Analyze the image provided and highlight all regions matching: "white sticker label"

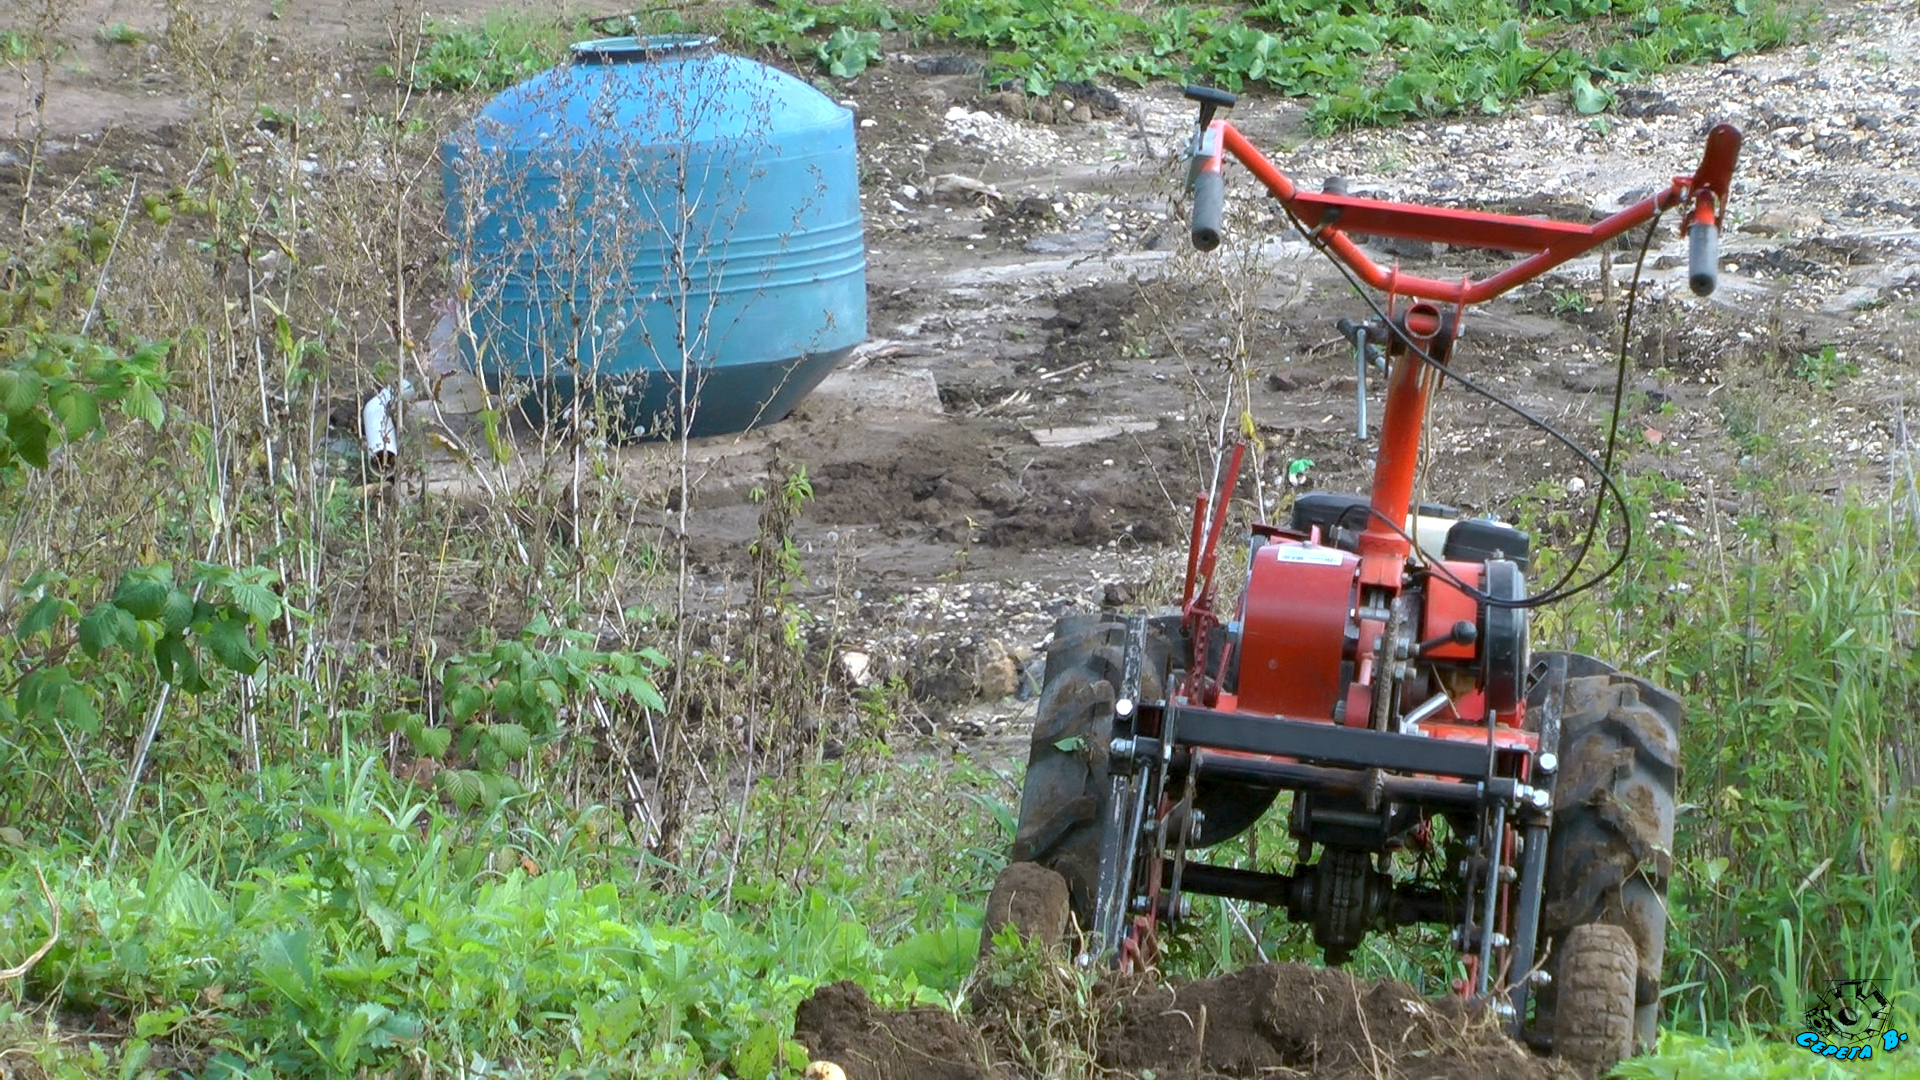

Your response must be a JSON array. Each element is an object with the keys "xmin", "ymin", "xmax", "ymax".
[{"xmin": 1272, "ymin": 545, "xmax": 1345, "ymax": 567}]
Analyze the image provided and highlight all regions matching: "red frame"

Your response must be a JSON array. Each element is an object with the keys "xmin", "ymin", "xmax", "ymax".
[
  {"xmin": 1149, "ymin": 114, "xmax": 1738, "ymax": 988},
  {"xmin": 1195, "ymin": 121, "xmax": 1741, "ymax": 305},
  {"xmin": 1184, "ymin": 120, "xmax": 1741, "ymax": 607}
]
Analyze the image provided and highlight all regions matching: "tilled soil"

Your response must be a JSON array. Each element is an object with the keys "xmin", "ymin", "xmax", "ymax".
[{"xmin": 794, "ymin": 963, "xmax": 1579, "ymax": 1080}]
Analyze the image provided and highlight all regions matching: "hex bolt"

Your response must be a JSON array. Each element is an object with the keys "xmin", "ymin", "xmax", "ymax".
[
  {"xmin": 1115, "ymin": 697, "xmax": 1136, "ymax": 718},
  {"xmin": 1537, "ymin": 751, "xmax": 1558, "ymax": 774},
  {"xmin": 1529, "ymin": 969, "xmax": 1553, "ymax": 987},
  {"xmin": 1111, "ymin": 737, "xmax": 1135, "ymax": 758}
]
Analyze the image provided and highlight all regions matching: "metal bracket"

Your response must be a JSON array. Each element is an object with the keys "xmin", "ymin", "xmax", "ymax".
[{"xmin": 1092, "ymin": 616, "xmax": 1151, "ymax": 963}]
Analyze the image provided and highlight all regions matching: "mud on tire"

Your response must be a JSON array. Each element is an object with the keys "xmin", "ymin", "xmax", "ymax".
[
  {"xmin": 1537, "ymin": 660, "xmax": 1681, "ymax": 1057},
  {"xmin": 1007, "ymin": 614, "xmax": 1170, "ymax": 930},
  {"xmin": 1552, "ymin": 922, "xmax": 1640, "ymax": 1076},
  {"xmin": 1006, "ymin": 613, "xmax": 1270, "ymax": 935}
]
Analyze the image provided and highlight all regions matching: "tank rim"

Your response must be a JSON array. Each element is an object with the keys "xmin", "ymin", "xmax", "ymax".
[{"xmin": 569, "ymin": 34, "xmax": 717, "ymax": 64}]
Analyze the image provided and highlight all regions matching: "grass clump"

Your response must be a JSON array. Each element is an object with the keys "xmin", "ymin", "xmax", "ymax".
[
  {"xmin": 403, "ymin": 12, "xmax": 596, "ymax": 91},
  {"xmin": 0, "ymin": 750, "xmax": 1007, "ymax": 1077},
  {"xmin": 1523, "ymin": 391, "xmax": 1919, "ymax": 1042}
]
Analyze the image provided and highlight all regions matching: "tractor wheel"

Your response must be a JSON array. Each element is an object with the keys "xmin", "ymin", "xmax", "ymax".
[
  {"xmin": 1003, "ymin": 614, "xmax": 1274, "ymax": 938},
  {"xmin": 1538, "ymin": 661, "xmax": 1681, "ymax": 1058},
  {"xmin": 1005, "ymin": 613, "xmax": 1172, "ymax": 934},
  {"xmin": 1552, "ymin": 922, "xmax": 1640, "ymax": 1077}
]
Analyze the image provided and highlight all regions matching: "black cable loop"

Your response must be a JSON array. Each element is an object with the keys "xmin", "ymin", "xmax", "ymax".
[{"xmin": 1275, "ymin": 202, "xmax": 1665, "ymax": 609}]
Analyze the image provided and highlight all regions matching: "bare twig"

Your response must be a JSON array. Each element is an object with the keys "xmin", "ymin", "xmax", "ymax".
[
  {"xmin": 1349, "ymin": 973, "xmax": 1386, "ymax": 1080},
  {"xmin": 0, "ymin": 865, "xmax": 59, "ymax": 982},
  {"xmin": 78, "ymin": 177, "xmax": 141, "ymax": 336}
]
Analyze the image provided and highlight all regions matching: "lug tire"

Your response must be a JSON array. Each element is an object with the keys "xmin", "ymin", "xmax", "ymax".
[
  {"xmin": 1553, "ymin": 922, "xmax": 1640, "ymax": 1076},
  {"xmin": 1538, "ymin": 663, "xmax": 1681, "ymax": 1057},
  {"xmin": 1008, "ymin": 614, "xmax": 1169, "ymax": 930},
  {"xmin": 1007, "ymin": 614, "xmax": 1270, "ymax": 934}
]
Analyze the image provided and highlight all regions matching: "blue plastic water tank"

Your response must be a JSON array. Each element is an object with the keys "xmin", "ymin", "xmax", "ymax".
[{"xmin": 443, "ymin": 35, "xmax": 866, "ymax": 438}]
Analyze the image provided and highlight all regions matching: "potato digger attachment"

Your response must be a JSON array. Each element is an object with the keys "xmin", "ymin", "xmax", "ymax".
[{"xmin": 988, "ymin": 87, "xmax": 1739, "ymax": 1076}]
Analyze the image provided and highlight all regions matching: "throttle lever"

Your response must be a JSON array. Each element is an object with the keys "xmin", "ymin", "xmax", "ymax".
[
  {"xmin": 1337, "ymin": 318, "xmax": 1386, "ymax": 439},
  {"xmin": 1415, "ymin": 621, "xmax": 1478, "ymax": 658}
]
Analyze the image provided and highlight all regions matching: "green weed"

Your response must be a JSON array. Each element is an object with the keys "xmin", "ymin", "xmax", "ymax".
[
  {"xmin": 902, "ymin": 0, "xmax": 1801, "ymax": 129},
  {"xmin": 0, "ymin": 28, "xmax": 37, "ymax": 60},
  {"xmin": 1793, "ymin": 344, "xmax": 1857, "ymax": 390},
  {"xmin": 404, "ymin": 13, "xmax": 591, "ymax": 91},
  {"xmin": 0, "ymin": 747, "xmax": 1000, "ymax": 1077},
  {"xmin": 95, "ymin": 22, "xmax": 147, "ymax": 45},
  {"xmin": 1553, "ymin": 288, "xmax": 1592, "ymax": 316}
]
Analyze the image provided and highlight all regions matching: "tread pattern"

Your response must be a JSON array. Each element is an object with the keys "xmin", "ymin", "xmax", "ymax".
[
  {"xmin": 1540, "ymin": 666, "xmax": 1682, "ymax": 1056},
  {"xmin": 1009, "ymin": 615, "xmax": 1158, "ymax": 925},
  {"xmin": 1009, "ymin": 614, "xmax": 1273, "ymax": 932},
  {"xmin": 1554, "ymin": 922, "xmax": 1639, "ymax": 1077}
]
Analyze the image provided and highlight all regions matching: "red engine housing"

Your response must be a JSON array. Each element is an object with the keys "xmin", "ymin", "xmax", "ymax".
[
  {"xmin": 1235, "ymin": 540, "xmax": 1355, "ymax": 720},
  {"xmin": 1235, "ymin": 539, "xmax": 1497, "ymax": 724}
]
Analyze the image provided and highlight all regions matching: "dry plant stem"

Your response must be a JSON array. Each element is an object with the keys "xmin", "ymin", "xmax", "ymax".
[
  {"xmin": 1349, "ymin": 973, "xmax": 1386, "ymax": 1080},
  {"xmin": 1228, "ymin": 899, "xmax": 1269, "ymax": 963},
  {"xmin": 14, "ymin": 0, "xmax": 64, "ymax": 230},
  {"xmin": 79, "ymin": 178, "xmax": 142, "ymax": 336},
  {"xmin": 0, "ymin": 865, "xmax": 58, "ymax": 981},
  {"xmin": 107, "ymin": 530, "xmax": 226, "ymax": 867},
  {"xmin": 1897, "ymin": 404, "xmax": 1920, "ymax": 526},
  {"xmin": 50, "ymin": 717, "xmax": 105, "ymax": 832},
  {"xmin": 1192, "ymin": 1002, "xmax": 1208, "ymax": 1076}
]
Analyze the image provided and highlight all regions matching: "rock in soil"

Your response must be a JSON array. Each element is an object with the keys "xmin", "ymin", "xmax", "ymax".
[
  {"xmin": 977, "ymin": 861, "xmax": 1069, "ymax": 957},
  {"xmin": 797, "ymin": 962, "xmax": 1583, "ymax": 1080}
]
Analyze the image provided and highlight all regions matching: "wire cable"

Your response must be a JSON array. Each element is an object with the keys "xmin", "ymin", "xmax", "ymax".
[{"xmin": 1276, "ymin": 201, "xmax": 1665, "ymax": 609}]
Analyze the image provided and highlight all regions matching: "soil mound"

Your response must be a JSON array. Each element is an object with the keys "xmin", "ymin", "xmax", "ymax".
[
  {"xmin": 794, "ymin": 981, "xmax": 986, "ymax": 1080},
  {"xmin": 794, "ymin": 964, "xmax": 1579, "ymax": 1080}
]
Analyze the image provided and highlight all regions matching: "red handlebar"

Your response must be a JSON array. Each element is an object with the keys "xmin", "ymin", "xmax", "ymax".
[{"xmin": 1199, "ymin": 121, "xmax": 1742, "ymax": 306}]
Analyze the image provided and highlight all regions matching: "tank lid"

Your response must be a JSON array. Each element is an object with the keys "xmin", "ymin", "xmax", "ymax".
[{"xmin": 569, "ymin": 34, "xmax": 716, "ymax": 64}]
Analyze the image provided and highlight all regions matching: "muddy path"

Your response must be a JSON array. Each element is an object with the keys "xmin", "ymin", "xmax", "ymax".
[{"xmin": 635, "ymin": 0, "xmax": 1920, "ymax": 711}]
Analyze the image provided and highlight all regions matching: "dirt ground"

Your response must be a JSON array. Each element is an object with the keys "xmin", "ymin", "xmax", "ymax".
[
  {"xmin": 7, "ymin": 0, "xmax": 1919, "ymax": 1073},
  {"xmin": 794, "ymin": 963, "xmax": 1579, "ymax": 1080},
  {"xmin": 14, "ymin": 1, "xmax": 1917, "ymax": 620}
]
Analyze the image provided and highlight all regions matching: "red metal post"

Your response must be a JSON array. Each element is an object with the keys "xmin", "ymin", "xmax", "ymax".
[{"xmin": 1356, "ymin": 303, "xmax": 1444, "ymax": 587}]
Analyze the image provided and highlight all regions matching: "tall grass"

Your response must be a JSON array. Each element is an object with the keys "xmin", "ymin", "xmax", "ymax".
[{"xmin": 1540, "ymin": 494, "xmax": 1920, "ymax": 1039}]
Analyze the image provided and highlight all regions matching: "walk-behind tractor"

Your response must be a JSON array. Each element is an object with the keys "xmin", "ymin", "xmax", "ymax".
[{"xmin": 991, "ymin": 88, "xmax": 1739, "ymax": 1073}]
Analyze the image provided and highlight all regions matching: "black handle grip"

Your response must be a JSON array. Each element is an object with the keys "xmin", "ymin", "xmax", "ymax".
[
  {"xmin": 1182, "ymin": 85, "xmax": 1238, "ymax": 109},
  {"xmin": 1688, "ymin": 221, "xmax": 1719, "ymax": 297},
  {"xmin": 1192, "ymin": 169, "xmax": 1224, "ymax": 252}
]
